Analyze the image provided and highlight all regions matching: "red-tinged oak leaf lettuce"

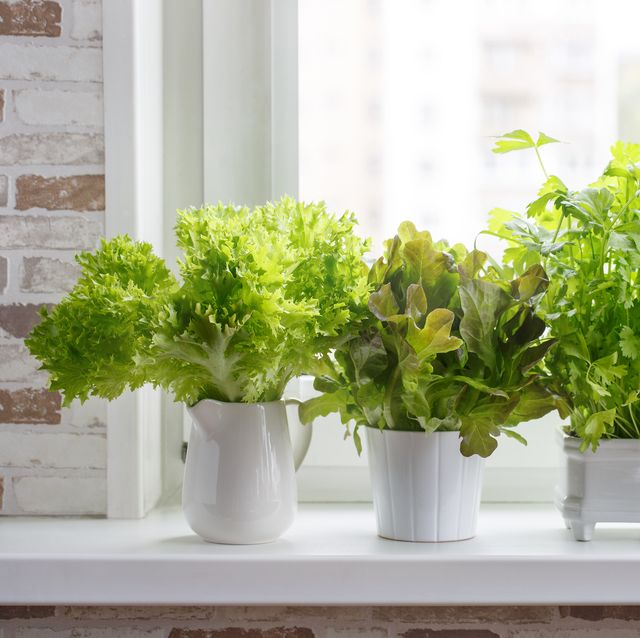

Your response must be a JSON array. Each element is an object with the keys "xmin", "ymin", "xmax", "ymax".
[{"xmin": 300, "ymin": 221, "xmax": 561, "ymax": 458}]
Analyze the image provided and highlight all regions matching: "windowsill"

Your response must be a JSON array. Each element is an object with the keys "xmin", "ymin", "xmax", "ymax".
[{"xmin": 2, "ymin": 503, "xmax": 640, "ymax": 605}]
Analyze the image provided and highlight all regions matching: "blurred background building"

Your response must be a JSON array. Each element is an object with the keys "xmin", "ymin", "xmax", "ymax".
[{"xmin": 299, "ymin": 0, "xmax": 640, "ymax": 253}]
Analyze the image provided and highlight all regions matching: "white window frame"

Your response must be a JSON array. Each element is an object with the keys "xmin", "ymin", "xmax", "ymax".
[{"xmin": 102, "ymin": 0, "xmax": 562, "ymax": 513}]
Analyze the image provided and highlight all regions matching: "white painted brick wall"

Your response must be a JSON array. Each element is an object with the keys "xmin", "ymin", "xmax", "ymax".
[
  {"xmin": 13, "ymin": 88, "xmax": 103, "ymax": 127},
  {"xmin": 0, "ymin": 0, "xmax": 107, "ymax": 516},
  {"xmin": 12, "ymin": 475, "xmax": 106, "ymax": 515},
  {"xmin": 0, "ymin": 431, "xmax": 106, "ymax": 469},
  {"xmin": 0, "ymin": 43, "xmax": 102, "ymax": 82},
  {"xmin": 0, "ymin": 342, "xmax": 46, "ymax": 383},
  {"xmin": 71, "ymin": 0, "xmax": 103, "ymax": 43},
  {"xmin": 0, "ymin": 215, "xmax": 102, "ymax": 249},
  {"xmin": 0, "ymin": 132, "xmax": 104, "ymax": 164},
  {"xmin": 20, "ymin": 255, "xmax": 81, "ymax": 292}
]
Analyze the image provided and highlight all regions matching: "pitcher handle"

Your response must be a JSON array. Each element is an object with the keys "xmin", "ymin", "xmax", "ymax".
[{"xmin": 284, "ymin": 398, "xmax": 312, "ymax": 471}]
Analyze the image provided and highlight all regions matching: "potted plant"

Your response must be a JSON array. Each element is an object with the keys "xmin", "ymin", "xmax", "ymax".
[
  {"xmin": 300, "ymin": 221, "xmax": 559, "ymax": 542},
  {"xmin": 491, "ymin": 130, "xmax": 640, "ymax": 540},
  {"xmin": 26, "ymin": 197, "xmax": 370, "ymax": 543}
]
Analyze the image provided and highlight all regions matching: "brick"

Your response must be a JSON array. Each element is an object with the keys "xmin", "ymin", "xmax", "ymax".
[
  {"xmin": 61, "ymin": 397, "xmax": 107, "ymax": 429},
  {"xmin": 16, "ymin": 175, "xmax": 105, "ymax": 211},
  {"xmin": 0, "ymin": 133, "xmax": 103, "ymax": 165},
  {"xmin": 559, "ymin": 606, "xmax": 640, "ymax": 621},
  {"xmin": 222, "ymin": 607, "xmax": 371, "ymax": 623},
  {"xmin": 169, "ymin": 630, "xmax": 315, "ymax": 638},
  {"xmin": 0, "ymin": 216, "xmax": 102, "ymax": 249},
  {"xmin": 0, "ymin": 1, "xmax": 61, "ymax": 37},
  {"xmin": 0, "ymin": 431, "xmax": 106, "ymax": 468},
  {"xmin": 0, "ymin": 174, "xmax": 7, "ymax": 206},
  {"xmin": 0, "ymin": 342, "xmax": 47, "ymax": 383},
  {"xmin": 326, "ymin": 631, "xmax": 386, "ymax": 638},
  {"xmin": 0, "ymin": 606, "xmax": 56, "ymax": 619},
  {"xmin": 0, "ymin": 388, "xmax": 61, "ymax": 424},
  {"xmin": 12, "ymin": 475, "xmax": 106, "ymax": 514},
  {"xmin": 374, "ymin": 607, "xmax": 556, "ymax": 625},
  {"xmin": 15, "ymin": 630, "xmax": 165, "ymax": 638},
  {"xmin": 400, "ymin": 632, "xmax": 499, "ymax": 638},
  {"xmin": 0, "ymin": 88, "xmax": 4, "ymax": 122},
  {"xmin": 60, "ymin": 606, "xmax": 219, "ymax": 620},
  {"xmin": 0, "ymin": 255, "xmax": 6, "ymax": 292},
  {"xmin": 0, "ymin": 43, "xmax": 101, "ymax": 82},
  {"xmin": 512, "ymin": 632, "xmax": 640, "ymax": 638},
  {"xmin": 0, "ymin": 303, "xmax": 53, "ymax": 338},
  {"xmin": 13, "ymin": 89, "xmax": 102, "ymax": 127},
  {"xmin": 20, "ymin": 256, "xmax": 81, "ymax": 292},
  {"xmin": 71, "ymin": 0, "xmax": 101, "ymax": 42}
]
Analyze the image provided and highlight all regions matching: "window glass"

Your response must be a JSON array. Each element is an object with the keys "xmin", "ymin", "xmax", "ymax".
[
  {"xmin": 297, "ymin": 0, "xmax": 640, "ymax": 496},
  {"xmin": 299, "ymin": 0, "xmax": 640, "ymax": 254}
]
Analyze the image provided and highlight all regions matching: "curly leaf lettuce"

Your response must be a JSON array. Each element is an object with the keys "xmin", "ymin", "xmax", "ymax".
[
  {"xmin": 26, "ymin": 236, "xmax": 177, "ymax": 407},
  {"xmin": 145, "ymin": 197, "xmax": 370, "ymax": 404}
]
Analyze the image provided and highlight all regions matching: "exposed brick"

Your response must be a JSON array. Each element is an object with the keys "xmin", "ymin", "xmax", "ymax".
[
  {"xmin": 0, "ymin": 133, "xmax": 103, "ymax": 165},
  {"xmin": 512, "ymin": 631, "xmax": 640, "ymax": 638},
  {"xmin": 0, "ymin": 174, "xmax": 7, "ymax": 206},
  {"xmin": 12, "ymin": 475, "xmax": 106, "ymax": 515},
  {"xmin": 20, "ymin": 256, "xmax": 81, "ymax": 293},
  {"xmin": 0, "ymin": 1, "xmax": 62, "ymax": 37},
  {"xmin": 13, "ymin": 89, "xmax": 103, "ymax": 127},
  {"xmin": 0, "ymin": 388, "xmax": 61, "ymax": 424},
  {"xmin": 559, "ymin": 606, "xmax": 640, "ymax": 621},
  {"xmin": 0, "ymin": 43, "xmax": 102, "ymax": 82},
  {"xmin": 400, "ymin": 632, "xmax": 499, "ymax": 638},
  {"xmin": 0, "ymin": 342, "xmax": 46, "ymax": 383},
  {"xmin": 16, "ymin": 175, "xmax": 105, "ymax": 211},
  {"xmin": 0, "ymin": 216, "xmax": 101, "ymax": 249},
  {"xmin": 0, "ymin": 255, "xmax": 6, "ymax": 292},
  {"xmin": 0, "ymin": 606, "xmax": 56, "ymax": 619},
  {"xmin": 169, "ymin": 629, "xmax": 315, "ymax": 638},
  {"xmin": 0, "ymin": 88, "xmax": 4, "ymax": 122},
  {"xmin": 0, "ymin": 303, "xmax": 52, "ymax": 338},
  {"xmin": 326, "ymin": 631, "xmax": 386, "ymax": 638},
  {"xmin": 374, "ymin": 607, "xmax": 556, "ymax": 625},
  {"xmin": 71, "ymin": 0, "xmax": 101, "ymax": 42},
  {"xmin": 14, "ymin": 629, "xmax": 165, "ymax": 638},
  {"xmin": 60, "ymin": 606, "xmax": 219, "ymax": 620}
]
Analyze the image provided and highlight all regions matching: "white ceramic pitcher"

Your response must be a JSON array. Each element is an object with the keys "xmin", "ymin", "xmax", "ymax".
[{"xmin": 183, "ymin": 398, "xmax": 312, "ymax": 544}]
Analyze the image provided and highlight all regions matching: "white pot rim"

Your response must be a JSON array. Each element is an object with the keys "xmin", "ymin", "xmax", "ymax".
[
  {"xmin": 188, "ymin": 397, "xmax": 286, "ymax": 409},
  {"xmin": 365, "ymin": 426, "xmax": 460, "ymax": 438}
]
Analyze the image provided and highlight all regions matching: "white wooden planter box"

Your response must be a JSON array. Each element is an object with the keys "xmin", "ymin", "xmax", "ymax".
[{"xmin": 555, "ymin": 433, "xmax": 640, "ymax": 541}]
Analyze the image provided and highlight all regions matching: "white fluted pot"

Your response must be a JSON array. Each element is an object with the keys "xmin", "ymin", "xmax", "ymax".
[{"xmin": 365, "ymin": 428, "xmax": 485, "ymax": 542}]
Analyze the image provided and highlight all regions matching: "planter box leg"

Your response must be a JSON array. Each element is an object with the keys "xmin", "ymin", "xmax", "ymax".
[{"xmin": 569, "ymin": 520, "xmax": 595, "ymax": 542}]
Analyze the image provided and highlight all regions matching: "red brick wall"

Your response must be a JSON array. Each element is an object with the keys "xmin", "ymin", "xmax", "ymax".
[
  {"xmin": 0, "ymin": 0, "xmax": 107, "ymax": 516},
  {"xmin": 2, "ymin": 606, "xmax": 640, "ymax": 637}
]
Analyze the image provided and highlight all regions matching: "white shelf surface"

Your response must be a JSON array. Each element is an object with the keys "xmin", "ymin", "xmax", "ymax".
[{"xmin": 2, "ymin": 503, "xmax": 640, "ymax": 605}]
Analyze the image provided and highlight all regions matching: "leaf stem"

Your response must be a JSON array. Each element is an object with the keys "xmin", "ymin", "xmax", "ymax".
[{"xmin": 534, "ymin": 146, "xmax": 549, "ymax": 180}]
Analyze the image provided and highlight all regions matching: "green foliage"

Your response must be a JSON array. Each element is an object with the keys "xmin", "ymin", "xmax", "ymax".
[
  {"xmin": 494, "ymin": 132, "xmax": 640, "ymax": 450},
  {"xmin": 25, "ymin": 236, "xmax": 177, "ymax": 407},
  {"xmin": 144, "ymin": 199, "xmax": 370, "ymax": 404},
  {"xmin": 300, "ymin": 221, "xmax": 559, "ymax": 457},
  {"xmin": 26, "ymin": 198, "xmax": 370, "ymax": 406}
]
